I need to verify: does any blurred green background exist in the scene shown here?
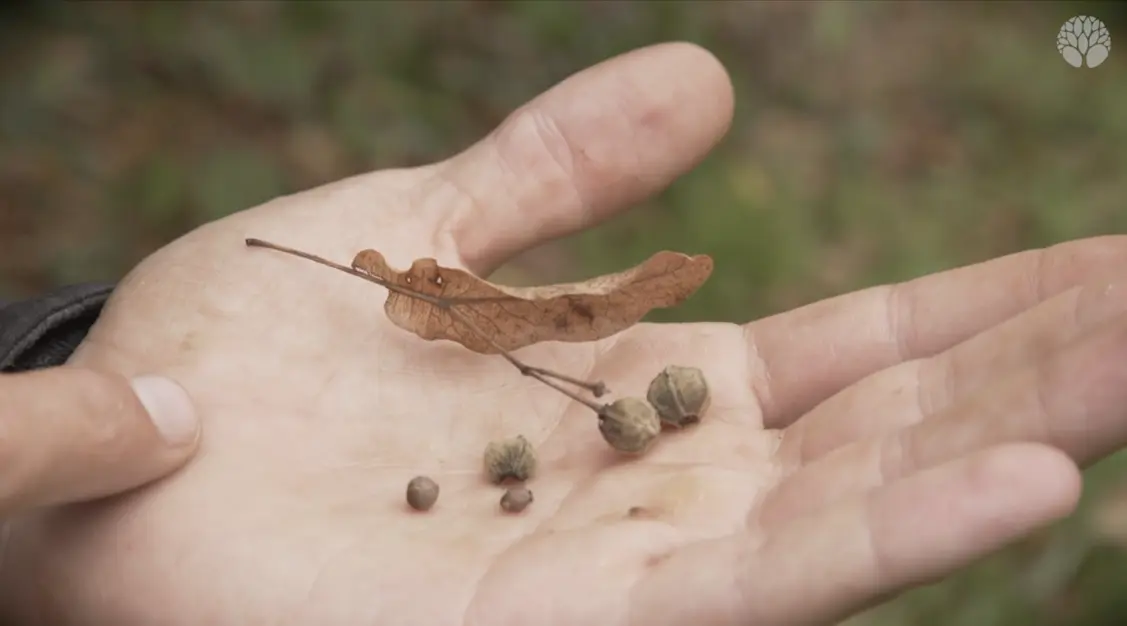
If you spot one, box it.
[3,1,1127,623]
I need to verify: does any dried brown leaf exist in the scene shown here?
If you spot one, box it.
[351,249,713,353]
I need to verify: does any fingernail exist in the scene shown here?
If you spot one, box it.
[130,375,200,446]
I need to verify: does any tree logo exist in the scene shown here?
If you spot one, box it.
[1057,16,1111,68]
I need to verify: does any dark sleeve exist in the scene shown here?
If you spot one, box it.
[0,283,116,373]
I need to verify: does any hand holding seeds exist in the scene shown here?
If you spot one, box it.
[247,239,715,515]
[11,37,1119,626]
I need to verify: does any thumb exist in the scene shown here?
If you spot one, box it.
[0,366,200,516]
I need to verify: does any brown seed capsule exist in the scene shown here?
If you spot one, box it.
[647,365,712,428]
[405,475,439,511]
[597,397,661,454]
[500,486,534,513]
[483,435,538,484]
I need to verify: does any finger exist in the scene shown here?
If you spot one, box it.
[785,278,1127,464]
[761,312,1127,526]
[0,367,200,515]
[632,443,1079,626]
[437,41,735,276]
[746,235,1127,428]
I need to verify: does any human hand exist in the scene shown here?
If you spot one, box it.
[4,42,1127,626]
[0,347,199,518]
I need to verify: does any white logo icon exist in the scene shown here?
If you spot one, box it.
[1057,16,1111,68]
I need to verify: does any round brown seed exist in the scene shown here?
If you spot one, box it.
[405,475,439,511]
[646,365,712,428]
[500,486,534,513]
[597,397,661,454]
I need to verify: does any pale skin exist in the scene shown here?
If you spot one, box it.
[1,42,1127,625]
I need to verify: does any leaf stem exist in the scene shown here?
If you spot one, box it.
[245,238,446,306]
[245,237,610,406]
[445,308,609,398]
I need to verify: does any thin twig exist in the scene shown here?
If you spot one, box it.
[528,366,608,397]
[245,238,446,306]
[443,309,608,398]
[245,237,610,403]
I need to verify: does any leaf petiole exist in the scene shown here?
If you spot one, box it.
[245,237,611,406]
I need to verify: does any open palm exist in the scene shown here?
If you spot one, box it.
[4,43,1127,626]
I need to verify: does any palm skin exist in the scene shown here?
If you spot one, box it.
[4,43,1127,626]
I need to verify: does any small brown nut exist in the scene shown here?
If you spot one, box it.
[483,435,538,484]
[647,365,711,428]
[405,475,439,511]
[598,397,661,454]
[500,486,534,513]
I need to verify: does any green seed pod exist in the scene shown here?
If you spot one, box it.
[483,435,538,484]
[646,365,711,428]
[598,397,661,454]
[405,475,439,511]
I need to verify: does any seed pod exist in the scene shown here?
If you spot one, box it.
[483,435,538,484]
[405,475,439,511]
[597,397,661,454]
[500,486,534,513]
[647,365,711,428]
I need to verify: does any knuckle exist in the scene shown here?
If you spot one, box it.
[504,106,577,181]
[495,107,585,211]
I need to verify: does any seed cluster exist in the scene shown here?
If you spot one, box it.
[484,436,538,514]
[403,365,711,516]
[596,365,712,453]
[247,238,715,519]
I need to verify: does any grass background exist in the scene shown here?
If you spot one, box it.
[3,1,1127,623]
